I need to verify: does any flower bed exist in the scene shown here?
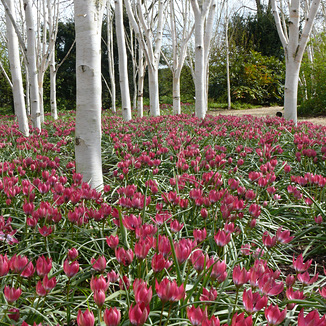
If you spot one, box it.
[0,111,326,325]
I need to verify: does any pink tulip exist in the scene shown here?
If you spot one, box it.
[155,278,185,303]
[129,302,149,326]
[103,307,121,326]
[63,259,79,278]
[36,256,52,277]
[187,305,207,325]
[4,286,22,303]
[77,309,95,326]
[265,305,287,326]
[298,308,326,326]
[91,256,106,272]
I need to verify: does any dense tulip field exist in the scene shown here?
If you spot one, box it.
[1,109,326,326]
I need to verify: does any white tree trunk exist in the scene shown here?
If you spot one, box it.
[5,0,29,136]
[115,0,132,121]
[50,51,58,120]
[225,0,231,110]
[107,5,116,113]
[193,12,206,119]
[173,75,181,115]
[137,46,145,118]
[148,65,160,117]
[24,0,41,130]
[284,59,300,121]
[74,0,104,190]
[191,0,213,119]
[124,0,165,117]
[48,0,59,120]
[271,0,321,125]
[168,0,194,115]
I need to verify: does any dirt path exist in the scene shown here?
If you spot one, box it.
[208,106,326,126]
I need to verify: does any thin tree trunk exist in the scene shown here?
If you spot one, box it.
[74,0,104,190]
[284,59,300,122]
[137,47,145,118]
[50,51,58,120]
[115,0,132,121]
[5,0,29,136]
[148,65,160,117]
[225,0,231,110]
[271,0,321,125]
[173,75,181,115]
[107,5,116,113]
[194,13,206,118]
[24,0,41,130]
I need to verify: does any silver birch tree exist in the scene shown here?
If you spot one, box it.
[23,0,41,130]
[4,0,29,136]
[165,0,194,115]
[125,0,165,117]
[107,4,116,113]
[115,0,132,121]
[191,0,216,119]
[74,0,104,189]
[271,0,321,124]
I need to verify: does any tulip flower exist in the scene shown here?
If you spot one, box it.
[90,275,109,292]
[115,247,134,266]
[214,230,231,247]
[133,279,152,306]
[38,225,53,237]
[36,255,52,277]
[43,275,56,292]
[231,312,253,326]
[319,286,326,299]
[151,253,172,273]
[107,270,119,283]
[10,254,28,274]
[134,238,152,259]
[68,248,79,261]
[297,271,319,286]
[175,240,192,264]
[265,305,287,326]
[232,265,249,287]
[193,228,207,242]
[8,308,20,321]
[129,302,149,326]
[157,235,171,257]
[103,307,121,326]
[258,273,284,296]
[262,231,277,248]
[94,290,106,307]
[187,305,208,325]
[0,254,10,276]
[202,315,220,326]
[275,227,294,244]
[293,254,312,273]
[286,287,305,310]
[155,278,185,303]
[190,249,208,272]
[77,309,95,326]
[298,308,326,326]
[63,259,79,278]
[170,219,184,232]
[20,261,35,278]
[91,256,106,272]
[207,259,227,283]
[106,235,119,249]
[4,286,22,303]
[200,287,218,303]
[242,288,268,314]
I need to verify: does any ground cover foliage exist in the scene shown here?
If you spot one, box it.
[1,109,326,326]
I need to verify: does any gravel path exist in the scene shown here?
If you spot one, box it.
[208,106,326,126]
